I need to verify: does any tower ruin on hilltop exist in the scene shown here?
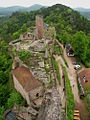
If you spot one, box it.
[36,15,45,39]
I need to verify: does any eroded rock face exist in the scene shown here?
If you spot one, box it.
[37,88,62,120]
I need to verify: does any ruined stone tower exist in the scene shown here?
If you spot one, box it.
[36,15,45,39]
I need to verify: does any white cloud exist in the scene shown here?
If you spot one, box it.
[0,0,90,8]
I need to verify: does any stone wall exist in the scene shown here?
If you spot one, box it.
[13,75,31,105]
[20,33,35,41]
[29,86,43,100]
[13,74,43,105]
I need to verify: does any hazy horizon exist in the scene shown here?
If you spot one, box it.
[0,0,90,8]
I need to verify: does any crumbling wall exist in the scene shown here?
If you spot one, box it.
[36,15,45,39]
[29,86,43,100]
[37,88,62,120]
[20,33,35,41]
[13,75,31,105]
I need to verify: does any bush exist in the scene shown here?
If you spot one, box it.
[18,49,31,61]
[62,54,68,67]
[0,84,10,106]
[7,91,24,109]
[84,62,90,68]
[0,106,5,120]
[63,67,74,120]
[0,40,13,119]
[52,58,61,84]
[54,44,63,55]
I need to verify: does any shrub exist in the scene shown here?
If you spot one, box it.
[7,91,24,109]
[0,106,5,120]
[52,58,61,84]
[62,54,68,67]
[18,49,31,61]
[63,67,74,120]
[54,45,63,55]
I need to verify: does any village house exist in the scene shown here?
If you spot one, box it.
[12,58,43,105]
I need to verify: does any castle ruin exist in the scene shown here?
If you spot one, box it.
[36,15,45,39]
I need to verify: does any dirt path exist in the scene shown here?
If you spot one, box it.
[53,55,66,108]
[55,53,81,103]
[55,41,88,120]
[56,42,81,103]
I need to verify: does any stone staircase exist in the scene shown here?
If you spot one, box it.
[74,109,80,120]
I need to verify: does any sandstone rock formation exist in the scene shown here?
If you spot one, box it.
[37,88,62,120]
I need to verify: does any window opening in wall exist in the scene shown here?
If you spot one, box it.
[36,93,39,97]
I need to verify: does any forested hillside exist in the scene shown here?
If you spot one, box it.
[0,4,44,16]
[0,4,90,67]
[80,12,90,19]
[0,3,90,119]
[0,41,24,119]
[0,4,90,40]
[74,8,90,19]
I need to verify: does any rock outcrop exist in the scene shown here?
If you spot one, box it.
[37,88,62,120]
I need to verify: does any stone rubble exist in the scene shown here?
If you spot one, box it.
[37,88,63,120]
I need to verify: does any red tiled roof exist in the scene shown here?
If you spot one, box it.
[79,68,90,82]
[13,66,42,91]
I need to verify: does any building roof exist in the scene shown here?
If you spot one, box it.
[79,68,90,82]
[13,66,42,92]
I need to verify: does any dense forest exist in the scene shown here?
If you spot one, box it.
[0,4,90,66]
[0,41,24,119]
[78,11,90,20]
[74,8,90,19]
[0,4,90,39]
[0,4,90,119]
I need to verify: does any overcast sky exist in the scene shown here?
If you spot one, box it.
[0,0,90,8]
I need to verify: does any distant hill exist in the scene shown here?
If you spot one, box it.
[0,4,46,16]
[74,8,90,19]
[25,4,46,11]
[0,4,89,38]
[0,6,25,16]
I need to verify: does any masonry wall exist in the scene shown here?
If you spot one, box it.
[20,33,34,40]
[36,15,45,39]
[13,75,31,105]
[29,86,43,100]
